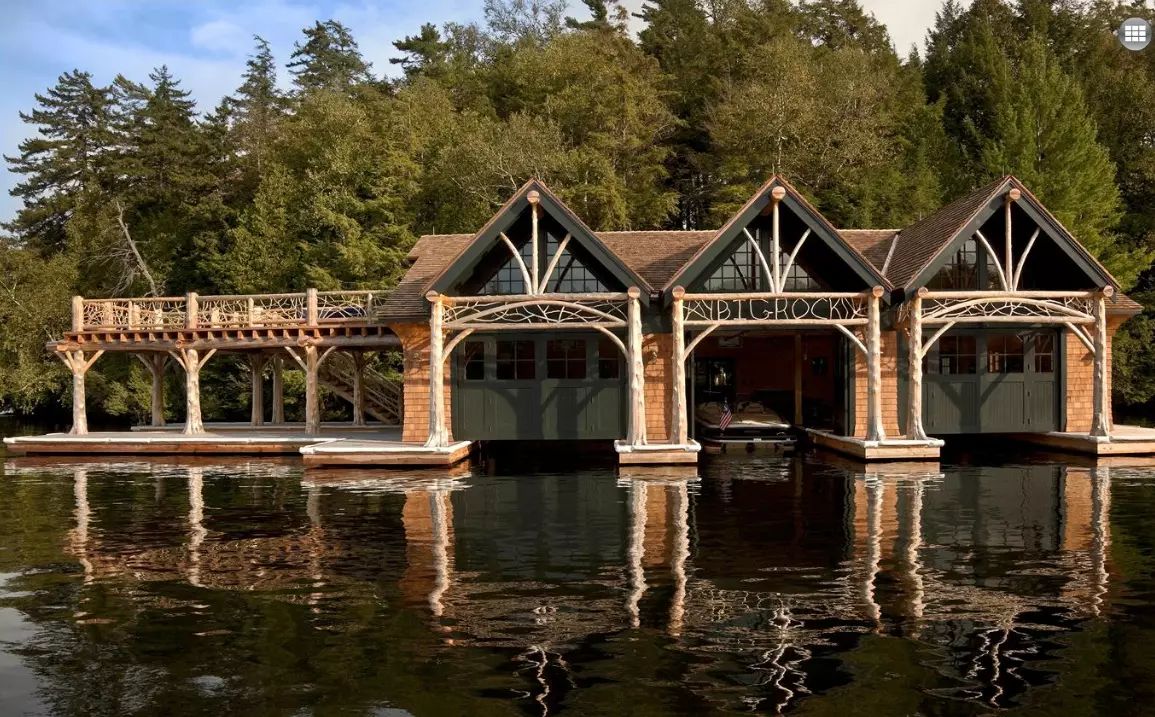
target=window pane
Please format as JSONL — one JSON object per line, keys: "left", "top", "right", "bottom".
{"left": 934, "top": 332, "right": 977, "bottom": 375}
{"left": 496, "top": 341, "right": 515, "bottom": 380}
{"left": 547, "top": 339, "right": 567, "bottom": 378}
{"left": 987, "top": 334, "right": 1024, "bottom": 374}
{"left": 462, "top": 341, "right": 485, "bottom": 380}
{"left": 515, "top": 340, "right": 535, "bottom": 379}
{"left": 704, "top": 240, "right": 757, "bottom": 291}
{"left": 598, "top": 339, "right": 620, "bottom": 379}
{"left": 1034, "top": 334, "right": 1054, "bottom": 374}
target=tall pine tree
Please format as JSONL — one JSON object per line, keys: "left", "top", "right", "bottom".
{"left": 287, "top": 20, "right": 373, "bottom": 93}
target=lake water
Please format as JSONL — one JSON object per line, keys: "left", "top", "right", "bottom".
{"left": 1, "top": 445, "right": 1154, "bottom": 716}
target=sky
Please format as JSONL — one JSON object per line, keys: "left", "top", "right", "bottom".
{"left": 0, "top": 0, "right": 958, "bottom": 225}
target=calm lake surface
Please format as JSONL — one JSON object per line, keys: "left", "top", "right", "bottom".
{"left": 2, "top": 443, "right": 1155, "bottom": 716}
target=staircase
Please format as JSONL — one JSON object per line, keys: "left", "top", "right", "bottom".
{"left": 318, "top": 352, "right": 403, "bottom": 425}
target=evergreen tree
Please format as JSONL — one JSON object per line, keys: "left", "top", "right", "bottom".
{"left": 391, "top": 24, "right": 452, "bottom": 80}
{"left": 483, "top": 0, "right": 566, "bottom": 44}
{"left": 287, "top": 20, "right": 373, "bottom": 93}
{"left": 3, "top": 70, "right": 114, "bottom": 250}
{"left": 224, "top": 36, "right": 287, "bottom": 185}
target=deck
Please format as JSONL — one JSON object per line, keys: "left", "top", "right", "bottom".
{"left": 3, "top": 425, "right": 474, "bottom": 468}
{"left": 1013, "top": 424, "right": 1155, "bottom": 456}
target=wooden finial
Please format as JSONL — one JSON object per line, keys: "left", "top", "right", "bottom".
{"left": 871, "top": 286, "right": 885, "bottom": 298}
{"left": 527, "top": 190, "right": 541, "bottom": 205}
{"left": 916, "top": 287, "right": 929, "bottom": 298}
{"left": 1008, "top": 188, "right": 1021, "bottom": 202}
{"left": 771, "top": 186, "right": 787, "bottom": 202}
{"left": 672, "top": 286, "right": 686, "bottom": 300}
{"left": 627, "top": 286, "right": 641, "bottom": 299}
{"left": 425, "top": 290, "right": 440, "bottom": 303}
{"left": 1103, "top": 285, "right": 1115, "bottom": 298}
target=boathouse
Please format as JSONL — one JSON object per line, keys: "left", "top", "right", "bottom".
{"left": 10, "top": 175, "right": 1146, "bottom": 465}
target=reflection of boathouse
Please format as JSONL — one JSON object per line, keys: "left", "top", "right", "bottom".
{"left": 28, "top": 457, "right": 1115, "bottom": 713}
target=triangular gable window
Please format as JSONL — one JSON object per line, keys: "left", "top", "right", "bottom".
{"left": 479, "top": 231, "right": 609, "bottom": 296}
{"left": 701, "top": 232, "right": 819, "bottom": 292}
{"left": 927, "top": 238, "right": 981, "bottom": 290}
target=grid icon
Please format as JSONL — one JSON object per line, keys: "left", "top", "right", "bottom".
{"left": 1119, "top": 17, "right": 1153, "bottom": 51}
{"left": 1125, "top": 23, "right": 1148, "bottom": 43}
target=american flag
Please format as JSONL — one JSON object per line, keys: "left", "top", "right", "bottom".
{"left": 719, "top": 399, "right": 733, "bottom": 431}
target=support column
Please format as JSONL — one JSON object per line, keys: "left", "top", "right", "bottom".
{"left": 670, "top": 287, "right": 688, "bottom": 445}
{"left": 137, "top": 353, "right": 167, "bottom": 427}
{"left": 250, "top": 353, "right": 265, "bottom": 427}
{"left": 57, "top": 349, "right": 103, "bottom": 435}
{"left": 627, "top": 287, "right": 647, "bottom": 447}
{"left": 1090, "top": 288, "right": 1113, "bottom": 439}
{"left": 351, "top": 350, "right": 366, "bottom": 427}
{"left": 866, "top": 286, "right": 886, "bottom": 442}
{"left": 906, "top": 290, "right": 928, "bottom": 441}
{"left": 425, "top": 292, "right": 448, "bottom": 448}
{"left": 271, "top": 355, "right": 285, "bottom": 424}
{"left": 175, "top": 348, "right": 215, "bottom": 435}
{"left": 794, "top": 334, "right": 804, "bottom": 425}
{"left": 302, "top": 345, "right": 321, "bottom": 435}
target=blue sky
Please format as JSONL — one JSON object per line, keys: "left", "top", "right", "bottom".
{"left": 0, "top": 0, "right": 949, "bottom": 226}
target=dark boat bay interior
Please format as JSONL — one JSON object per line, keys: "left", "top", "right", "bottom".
{"left": 2, "top": 437, "right": 1155, "bottom": 716}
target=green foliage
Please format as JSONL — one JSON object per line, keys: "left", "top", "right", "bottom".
{"left": 3, "top": 5, "right": 1155, "bottom": 415}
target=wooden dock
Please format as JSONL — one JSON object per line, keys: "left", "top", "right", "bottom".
{"left": 1013, "top": 424, "right": 1155, "bottom": 456}
{"left": 805, "top": 429, "right": 943, "bottom": 462}
{"left": 3, "top": 426, "right": 475, "bottom": 468}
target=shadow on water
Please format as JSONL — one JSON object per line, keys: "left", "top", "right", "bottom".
{"left": 1, "top": 440, "right": 1155, "bottom": 715}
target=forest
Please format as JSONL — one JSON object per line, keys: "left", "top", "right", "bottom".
{"left": 1, "top": 0, "right": 1154, "bottom": 426}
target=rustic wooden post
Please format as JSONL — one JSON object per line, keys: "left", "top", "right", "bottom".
{"left": 250, "top": 353, "right": 265, "bottom": 427}
{"left": 351, "top": 350, "right": 366, "bottom": 427}
{"left": 866, "top": 286, "right": 886, "bottom": 442}
{"left": 271, "top": 355, "right": 285, "bottom": 424}
{"left": 1005, "top": 188, "right": 1019, "bottom": 292}
{"left": 128, "top": 300, "right": 139, "bottom": 330}
{"left": 304, "top": 345, "right": 320, "bottom": 435}
{"left": 770, "top": 186, "right": 786, "bottom": 292}
{"left": 1090, "top": 287, "right": 1113, "bottom": 439}
{"left": 185, "top": 293, "right": 198, "bottom": 329}
{"left": 906, "top": 289, "right": 928, "bottom": 441}
{"left": 528, "top": 190, "right": 541, "bottom": 295}
{"left": 175, "top": 348, "right": 215, "bottom": 435}
{"left": 627, "top": 286, "right": 647, "bottom": 446}
{"left": 307, "top": 288, "right": 319, "bottom": 325}
{"left": 425, "top": 292, "right": 448, "bottom": 447}
{"left": 670, "top": 287, "right": 688, "bottom": 444}
{"left": 794, "top": 334, "right": 804, "bottom": 425}
{"left": 71, "top": 296, "right": 83, "bottom": 332}
{"left": 57, "top": 349, "right": 102, "bottom": 435}
{"left": 136, "top": 353, "right": 167, "bottom": 426}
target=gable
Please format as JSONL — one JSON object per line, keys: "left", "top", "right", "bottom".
{"left": 664, "top": 176, "right": 888, "bottom": 298}
{"left": 905, "top": 177, "right": 1117, "bottom": 292}
{"left": 425, "top": 181, "right": 650, "bottom": 302}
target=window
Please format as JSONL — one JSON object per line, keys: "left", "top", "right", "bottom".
{"left": 483, "top": 240, "right": 533, "bottom": 295}
{"left": 1033, "top": 334, "right": 1054, "bottom": 373}
{"left": 778, "top": 249, "right": 819, "bottom": 291}
{"left": 704, "top": 240, "right": 757, "bottom": 291}
{"left": 931, "top": 335, "right": 977, "bottom": 374}
{"left": 543, "top": 235, "right": 608, "bottom": 293}
{"left": 597, "top": 339, "right": 621, "bottom": 379}
{"left": 461, "top": 341, "right": 485, "bottom": 380}
{"left": 927, "top": 238, "right": 980, "bottom": 290}
{"left": 496, "top": 340, "right": 535, "bottom": 379}
{"left": 987, "top": 334, "right": 1025, "bottom": 374}
{"left": 546, "top": 339, "right": 587, "bottom": 379}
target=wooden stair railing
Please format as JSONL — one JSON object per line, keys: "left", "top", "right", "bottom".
{"left": 317, "top": 352, "right": 403, "bottom": 425}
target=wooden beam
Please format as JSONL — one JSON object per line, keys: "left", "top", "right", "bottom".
{"left": 771, "top": 189, "right": 784, "bottom": 293}
{"left": 442, "top": 328, "right": 476, "bottom": 363}
{"left": 626, "top": 287, "right": 647, "bottom": 447}
{"left": 304, "top": 345, "right": 321, "bottom": 435}
{"left": 866, "top": 288, "right": 886, "bottom": 442}
{"left": 499, "top": 232, "right": 534, "bottom": 297}
{"left": 1090, "top": 291, "right": 1111, "bottom": 439}
{"left": 530, "top": 201, "right": 540, "bottom": 295}
{"left": 250, "top": 353, "right": 265, "bottom": 427}
{"left": 351, "top": 350, "right": 365, "bottom": 427}
{"left": 781, "top": 229, "right": 812, "bottom": 289}
{"left": 137, "top": 353, "right": 167, "bottom": 427}
{"left": 906, "top": 292, "right": 928, "bottom": 441}
{"left": 1066, "top": 322, "right": 1094, "bottom": 352}
{"left": 178, "top": 348, "right": 206, "bottom": 435}
{"left": 1005, "top": 194, "right": 1014, "bottom": 297}
{"left": 919, "top": 321, "right": 957, "bottom": 359}
{"left": 743, "top": 228, "right": 775, "bottom": 293}
{"left": 671, "top": 287, "right": 688, "bottom": 444}
{"left": 794, "top": 333, "right": 803, "bottom": 425}
{"left": 684, "top": 325, "right": 719, "bottom": 356}
{"left": 833, "top": 324, "right": 867, "bottom": 355}
{"left": 1012, "top": 228, "right": 1040, "bottom": 291}
{"left": 271, "top": 355, "right": 285, "bottom": 424}
{"left": 973, "top": 230, "right": 1009, "bottom": 291}
{"left": 537, "top": 233, "right": 571, "bottom": 294}
{"left": 425, "top": 292, "right": 449, "bottom": 448}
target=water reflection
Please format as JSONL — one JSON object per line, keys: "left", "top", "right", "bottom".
{"left": 0, "top": 453, "right": 1142, "bottom": 715}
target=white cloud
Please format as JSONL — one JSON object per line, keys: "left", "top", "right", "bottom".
{"left": 190, "top": 19, "right": 251, "bottom": 55}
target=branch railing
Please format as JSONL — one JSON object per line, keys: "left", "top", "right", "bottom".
{"left": 73, "top": 289, "right": 392, "bottom": 331}
{"left": 680, "top": 291, "right": 871, "bottom": 326}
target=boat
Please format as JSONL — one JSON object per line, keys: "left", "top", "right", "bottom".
{"left": 695, "top": 396, "right": 796, "bottom": 451}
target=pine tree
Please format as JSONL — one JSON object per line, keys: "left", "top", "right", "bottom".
{"left": 391, "top": 24, "right": 452, "bottom": 80}
{"left": 224, "top": 36, "right": 287, "bottom": 184}
{"left": 287, "top": 20, "right": 373, "bottom": 93}
{"left": 3, "top": 70, "right": 114, "bottom": 250}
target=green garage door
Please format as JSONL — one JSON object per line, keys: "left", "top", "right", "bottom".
{"left": 922, "top": 329, "right": 1059, "bottom": 434}
{"left": 452, "top": 333, "right": 626, "bottom": 441}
